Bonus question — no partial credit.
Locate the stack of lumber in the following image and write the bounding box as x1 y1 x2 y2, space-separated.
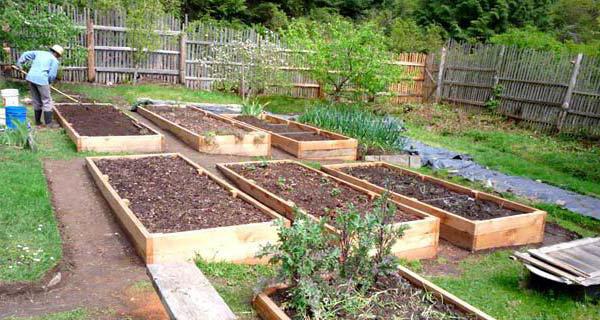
513 237 600 286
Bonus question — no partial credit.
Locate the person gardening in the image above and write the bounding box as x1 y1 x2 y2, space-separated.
16 45 64 127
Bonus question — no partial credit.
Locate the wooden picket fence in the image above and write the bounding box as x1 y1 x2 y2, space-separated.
3 5 421 102
4 5 599 135
436 41 600 136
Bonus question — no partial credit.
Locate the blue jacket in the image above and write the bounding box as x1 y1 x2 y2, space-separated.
17 51 59 86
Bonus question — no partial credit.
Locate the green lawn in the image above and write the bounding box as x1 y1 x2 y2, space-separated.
196 259 274 320
399 103 600 198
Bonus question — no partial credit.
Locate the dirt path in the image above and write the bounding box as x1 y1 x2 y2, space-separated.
0 109 298 318
0 159 168 319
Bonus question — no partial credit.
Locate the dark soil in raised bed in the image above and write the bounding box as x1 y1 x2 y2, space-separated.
279 132 334 141
56 104 151 136
147 105 249 137
270 273 472 319
95 156 271 233
343 165 522 220
235 116 344 141
227 162 420 223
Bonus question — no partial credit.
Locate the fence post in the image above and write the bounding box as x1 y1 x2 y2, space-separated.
557 53 583 132
435 47 447 103
86 12 95 83
492 46 505 88
179 29 187 85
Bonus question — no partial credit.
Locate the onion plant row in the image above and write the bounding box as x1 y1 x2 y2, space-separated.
298 104 407 152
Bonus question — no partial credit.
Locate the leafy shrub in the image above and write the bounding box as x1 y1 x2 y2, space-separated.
298 104 407 152
283 16 404 101
240 99 269 117
0 120 36 151
258 194 407 318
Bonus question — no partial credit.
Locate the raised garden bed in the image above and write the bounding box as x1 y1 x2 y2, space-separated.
138 105 270 156
55 103 164 153
228 114 358 160
322 162 546 251
253 264 495 320
217 160 439 260
86 153 288 263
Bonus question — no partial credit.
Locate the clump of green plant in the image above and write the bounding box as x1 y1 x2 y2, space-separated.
258 194 407 319
277 176 293 191
241 99 269 117
299 104 407 153
330 188 341 197
485 84 503 111
0 121 36 151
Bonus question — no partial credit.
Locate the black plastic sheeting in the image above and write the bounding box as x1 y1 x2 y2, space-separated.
404 139 600 220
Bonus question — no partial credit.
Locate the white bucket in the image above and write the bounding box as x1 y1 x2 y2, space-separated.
1 89 20 126
1 89 20 106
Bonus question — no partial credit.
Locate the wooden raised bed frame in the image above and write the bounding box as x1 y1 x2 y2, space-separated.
226 114 358 160
86 153 289 264
55 103 165 153
253 264 496 320
322 162 546 251
217 160 440 260
137 105 271 156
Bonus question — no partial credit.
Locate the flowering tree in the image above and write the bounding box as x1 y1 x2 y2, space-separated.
283 16 405 101
203 29 290 98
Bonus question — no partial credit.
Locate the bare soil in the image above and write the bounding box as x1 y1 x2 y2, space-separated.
95 156 272 233
280 132 334 141
343 166 520 220
270 273 472 319
147 105 248 136
227 162 420 223
56 104 150 136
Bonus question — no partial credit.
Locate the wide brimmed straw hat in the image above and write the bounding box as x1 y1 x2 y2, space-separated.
50 45 64 57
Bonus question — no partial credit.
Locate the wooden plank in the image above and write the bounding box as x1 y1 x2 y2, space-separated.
322 162 545 251
147 263 236 320
513 252 583 285
55 103 164 153
217 160 439 260
86 153 288 264
138 106 271 156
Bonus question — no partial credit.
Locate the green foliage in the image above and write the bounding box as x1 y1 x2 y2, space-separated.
0 0 84 63
259 194 406 318
417 0 554 42
490 26 567 54
550 0 600 44
184 0 247 21
389 18 445 53
240 99 268 116
283 16 404 101
485 84 503 111
298 104 407 152
0 120 36 151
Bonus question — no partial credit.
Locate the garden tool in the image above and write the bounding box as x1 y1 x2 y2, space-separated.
11 65 86 106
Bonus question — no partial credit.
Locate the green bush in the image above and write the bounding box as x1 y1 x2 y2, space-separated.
298 104 407 152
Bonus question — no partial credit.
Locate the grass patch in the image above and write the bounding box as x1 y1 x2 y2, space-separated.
57 83 242 106
0 107 100 283
257 95 321 114
431 251 600 320
196 259 274 320
401 103 600 198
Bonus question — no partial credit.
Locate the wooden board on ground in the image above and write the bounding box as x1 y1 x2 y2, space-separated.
147 263 236 320
225 113 358 160
514 237 600 286
55 103 165 153
137 105 271 156
322 161 546 251
217 160 440 260
253 264 496 320
86 153 289 264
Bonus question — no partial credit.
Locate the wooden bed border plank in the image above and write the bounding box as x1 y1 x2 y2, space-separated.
86 153 289 264
217 159 439 260
322 161 546 252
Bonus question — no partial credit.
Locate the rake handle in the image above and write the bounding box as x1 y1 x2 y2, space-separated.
11 65 80 103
